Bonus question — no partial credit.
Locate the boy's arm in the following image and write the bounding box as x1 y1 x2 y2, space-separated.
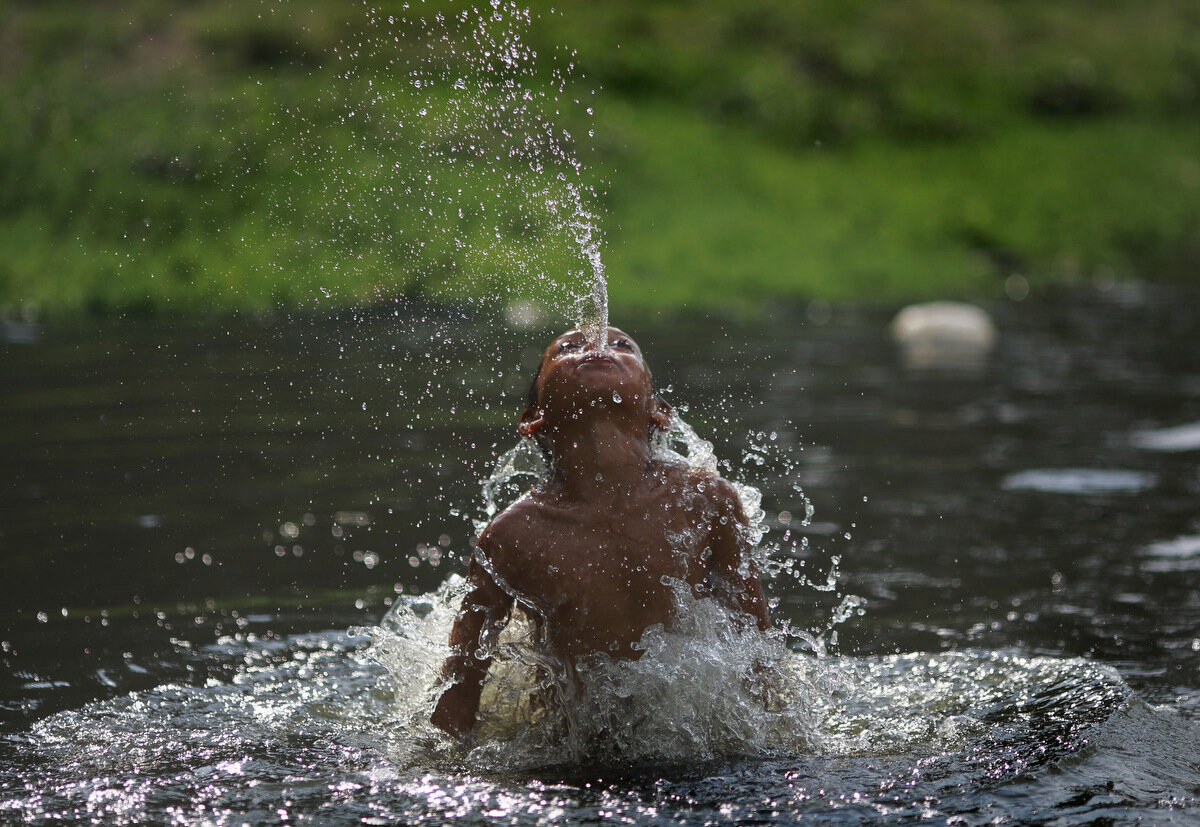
430 549 513 737
708 480 771 631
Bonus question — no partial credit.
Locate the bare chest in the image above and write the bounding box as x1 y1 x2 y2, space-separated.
498 492 718 611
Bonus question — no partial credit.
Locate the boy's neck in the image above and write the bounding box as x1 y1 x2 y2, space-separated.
549 418 654 502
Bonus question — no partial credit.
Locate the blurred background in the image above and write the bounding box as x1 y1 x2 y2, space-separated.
2 0 1198 317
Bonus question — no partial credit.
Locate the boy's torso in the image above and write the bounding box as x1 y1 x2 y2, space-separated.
480 465 725 661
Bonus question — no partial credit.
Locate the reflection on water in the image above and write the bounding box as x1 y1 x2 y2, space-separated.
1141 535 1200 573
1130 421 1200 452
3 287 1200 822
1000 468 1158 494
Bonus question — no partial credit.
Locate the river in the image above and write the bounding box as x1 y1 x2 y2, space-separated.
2 285 1198 823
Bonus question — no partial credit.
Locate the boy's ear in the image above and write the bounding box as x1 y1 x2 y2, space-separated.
518 406 545 438
649 396 673 430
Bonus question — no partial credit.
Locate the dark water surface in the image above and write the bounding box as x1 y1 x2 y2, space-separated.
2 287 1199 823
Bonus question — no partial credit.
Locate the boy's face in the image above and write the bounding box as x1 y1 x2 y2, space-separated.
532 326 653 412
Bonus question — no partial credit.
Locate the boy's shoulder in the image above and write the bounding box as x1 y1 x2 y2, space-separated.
474 493 571 587
652 462 743 508
476 493 549 554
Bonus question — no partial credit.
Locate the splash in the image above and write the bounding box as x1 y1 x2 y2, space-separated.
319 2 609 335
362 574 829 768
358 582 1136 774
307 0 849 768
6 622 1147 824
270 2 619 527
363 407 855 765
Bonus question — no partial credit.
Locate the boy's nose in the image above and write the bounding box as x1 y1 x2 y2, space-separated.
582 337 607 354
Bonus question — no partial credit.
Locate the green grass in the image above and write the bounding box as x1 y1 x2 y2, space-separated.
604 106 1200 308
0 0 1198 317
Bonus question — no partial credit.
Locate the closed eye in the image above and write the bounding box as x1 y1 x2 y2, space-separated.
611 338 633 350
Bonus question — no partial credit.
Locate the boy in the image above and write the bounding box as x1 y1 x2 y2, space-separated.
430 326 771 737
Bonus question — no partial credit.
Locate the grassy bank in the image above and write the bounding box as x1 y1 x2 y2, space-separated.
1 0 1198 316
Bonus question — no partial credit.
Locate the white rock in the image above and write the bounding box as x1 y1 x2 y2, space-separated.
891 301 997 348
890 301 997 369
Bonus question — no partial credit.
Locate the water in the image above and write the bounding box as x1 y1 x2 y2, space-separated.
3 287 1200 823
311 1 610 340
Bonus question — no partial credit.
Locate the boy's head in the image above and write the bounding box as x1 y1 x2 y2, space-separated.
519 326 671 461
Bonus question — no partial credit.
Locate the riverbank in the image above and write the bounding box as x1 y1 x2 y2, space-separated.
2 1 1197 317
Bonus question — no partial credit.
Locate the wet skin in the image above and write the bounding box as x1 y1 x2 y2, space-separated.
430 327 770 738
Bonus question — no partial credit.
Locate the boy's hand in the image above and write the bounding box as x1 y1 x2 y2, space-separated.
748 659 789 712
430 553 510 738
431 681 478 738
